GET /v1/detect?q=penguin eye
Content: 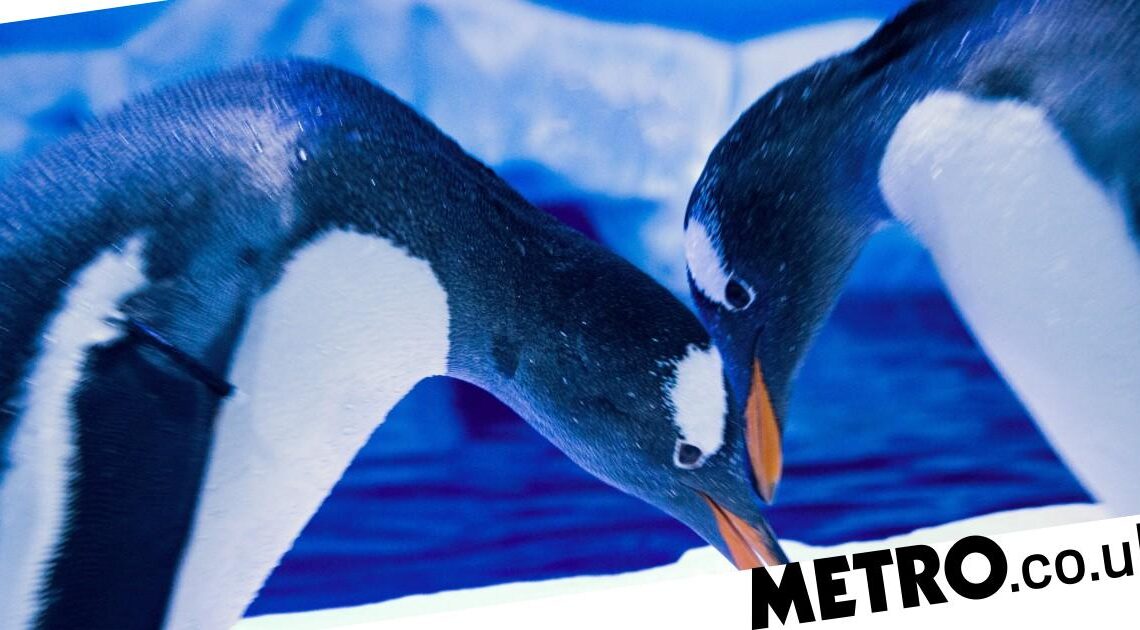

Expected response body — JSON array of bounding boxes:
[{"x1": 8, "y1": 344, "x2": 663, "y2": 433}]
[
  {"x1": 674, "y1": 440, "x2": 706, "y2": 469},
  {"x1": 723, "y1": 277, "x2": 755, "y2": 311}
]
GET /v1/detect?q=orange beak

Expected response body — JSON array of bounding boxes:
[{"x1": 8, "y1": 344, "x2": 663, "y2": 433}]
[
  {"x1": 745, "y1": 359, "x2": 782, "y2": 503},
  {"x1": 701, "y1": 494, "x2": 786, "y2": 569}
]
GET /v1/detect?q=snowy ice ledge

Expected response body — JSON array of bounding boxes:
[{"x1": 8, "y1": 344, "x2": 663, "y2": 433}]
[{"x1": 234, "y1": 503, "x2": 1106, "y2": 629}]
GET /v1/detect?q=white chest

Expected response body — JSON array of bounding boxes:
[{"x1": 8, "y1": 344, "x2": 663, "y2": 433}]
[
  {"x1": 879, "y1": 91, "x2": 1140, "y2": 512},
  {"x1": 163, "y1": 230, "x2": 450, "y2": 630}
]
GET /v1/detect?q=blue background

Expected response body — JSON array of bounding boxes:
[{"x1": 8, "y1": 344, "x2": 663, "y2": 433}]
[{"x1": 0, "y1": 0, "x2": 1089, "y2": 617}]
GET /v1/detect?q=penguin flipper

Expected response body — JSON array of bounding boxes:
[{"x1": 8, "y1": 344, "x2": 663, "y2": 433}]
[
  {"x1": 35, "y1": 324, "x2": 234, "y2": 629},
  {"x1": 20, "y1": 236, "x2": 257, "y2": 630}
]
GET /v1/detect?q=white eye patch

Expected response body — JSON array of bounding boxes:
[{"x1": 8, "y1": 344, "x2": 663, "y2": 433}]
[
  {"x1": 685, "y1": 220, "x2": 734, "y2": 305},
  {"x1": 666, "y1": 343, "x2": 727, "y2": 469}
]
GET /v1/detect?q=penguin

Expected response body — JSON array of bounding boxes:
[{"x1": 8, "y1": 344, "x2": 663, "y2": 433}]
[
  {"x1": 0, "y1": 59, "x2": 784, "y2": 630},
  {"x1": 683, "y1": 0, "x2": 1140, "y2": 512}
]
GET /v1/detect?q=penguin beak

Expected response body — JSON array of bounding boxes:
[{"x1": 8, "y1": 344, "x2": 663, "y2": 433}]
[
  {"x1": 700, "y1": 493, "x2": 788, "y2": 568},
  {"x1": 745, "y1": 359, "x2": 782, "y2": 503}
]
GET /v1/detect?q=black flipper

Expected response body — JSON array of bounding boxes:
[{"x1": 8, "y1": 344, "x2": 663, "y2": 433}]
[
  {"x1": 33, "y1": 241, "x2": 258, "y2": 630},
  {"x1": 36, "y1": 326, "x2": 234, "y2": 630}
]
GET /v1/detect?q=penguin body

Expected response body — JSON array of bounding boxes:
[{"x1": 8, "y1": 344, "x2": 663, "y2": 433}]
[
  {"x1": 165, "y1": 231, "x2": 451, "y2": 629},
  {"x1": 685, "y1": 0, "x2": 1140, "y2": 513},
  {"x1": 880, "y1": 90, "x2": 1140, "y2": 512},
  {"x1": 0, "y1": 60, "x2": 781, "y2": 629}
]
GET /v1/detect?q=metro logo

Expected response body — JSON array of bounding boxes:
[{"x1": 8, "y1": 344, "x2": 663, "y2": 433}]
[{"x1": 753, "y1": 526, "x2": 1140, "y2": 628}]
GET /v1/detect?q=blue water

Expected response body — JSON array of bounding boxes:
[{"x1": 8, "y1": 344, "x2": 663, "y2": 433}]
[{"x1": 247, "y1": 189, "x2": 1090, "y2": 616}]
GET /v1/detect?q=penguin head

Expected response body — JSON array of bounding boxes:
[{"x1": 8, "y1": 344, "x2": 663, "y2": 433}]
[
  {"x1": 649, "y1": 341, "x2": 789, "y2": 569},
  {"x1": 647, "y1": 339, "x2": 788, "y2": 569},
  {"x1": 641, "y1": 453, "x2": 789, "y2": 570},
  {"x1": 486, "y1": 256, "x2": 789, "y2": 569},
  {"x1": 681, "y1": 70, "x2": 876, "y2": 505},
  {"x1": 516, "y1": 330, "x2": 788, "y2": 569}
]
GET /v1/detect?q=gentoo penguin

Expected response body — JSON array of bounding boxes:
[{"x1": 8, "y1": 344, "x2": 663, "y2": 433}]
[
  {"x1": 0, "y1": 59, "x2": 783, "y2": 630},
  {"x1": 684, "y1": 0, "x2": 1140, "y2": 510}
]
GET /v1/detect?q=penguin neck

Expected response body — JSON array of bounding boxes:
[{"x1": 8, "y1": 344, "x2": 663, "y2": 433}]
[
  {"x1": 346, "y1": 140, "x2": 623, "y2": 428},
  {"x1": 761, "y1": 183, "x2": 882, "y2": 412},
  {"x1": 417, "y1": 184, "x2": 623, "y2": 440},
  {"x1": 752, "y1": 16, "x2": 996, "y2": 395},
  {"x1": 351, "y1": 140, "x2": 704, "y2": 470}
]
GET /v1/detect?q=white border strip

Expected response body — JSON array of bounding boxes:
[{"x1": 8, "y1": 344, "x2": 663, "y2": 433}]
[{"x1": 0, "y1": 0, "x2": 165, "y2": 26}]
